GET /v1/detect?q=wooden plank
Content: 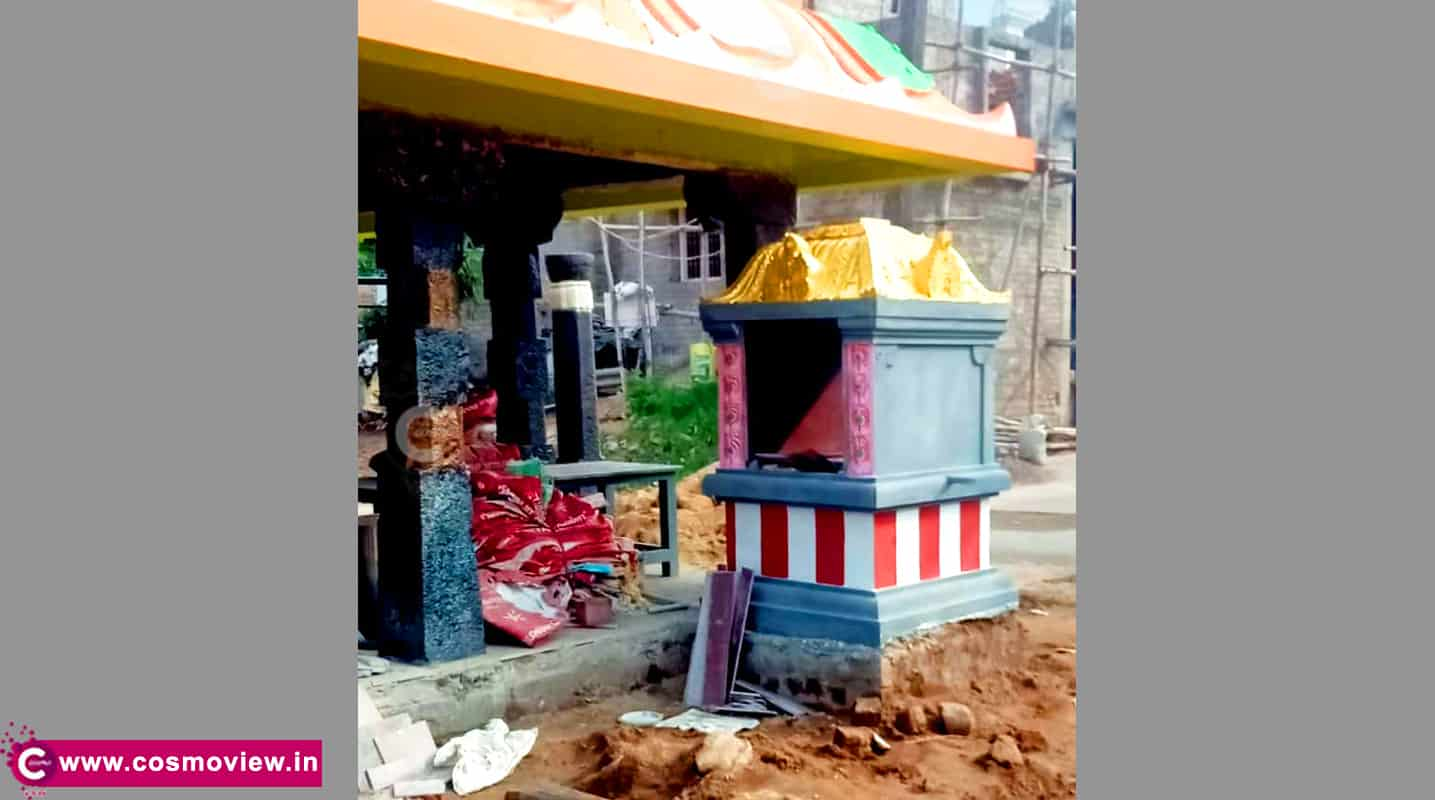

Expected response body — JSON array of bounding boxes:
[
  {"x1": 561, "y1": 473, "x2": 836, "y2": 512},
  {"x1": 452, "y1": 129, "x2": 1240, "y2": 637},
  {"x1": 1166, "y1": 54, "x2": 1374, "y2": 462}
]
[
  {"x1": 700, "y1": 570, "x2": 738, "y2": 708},
  {"x1": 726, "y1": 567, "x2": 755, "y2": 699}
]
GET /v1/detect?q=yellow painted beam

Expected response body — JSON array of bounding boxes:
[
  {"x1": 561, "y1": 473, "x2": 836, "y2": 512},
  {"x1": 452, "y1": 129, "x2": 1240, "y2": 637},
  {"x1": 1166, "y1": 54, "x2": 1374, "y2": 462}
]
[{"x1": 358, "y1": 0, "x2": 1034, "y2": 189}]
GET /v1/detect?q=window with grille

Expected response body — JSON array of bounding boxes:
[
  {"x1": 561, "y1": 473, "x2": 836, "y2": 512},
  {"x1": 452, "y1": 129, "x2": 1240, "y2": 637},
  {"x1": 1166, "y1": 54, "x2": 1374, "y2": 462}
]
[{"x1": 680, "y1": 214, "x2": 725, "y2": 282}]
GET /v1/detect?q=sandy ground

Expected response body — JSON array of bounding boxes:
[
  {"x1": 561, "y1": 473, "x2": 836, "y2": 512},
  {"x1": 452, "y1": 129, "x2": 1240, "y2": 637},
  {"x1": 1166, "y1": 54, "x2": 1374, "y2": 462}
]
[
  {"x1": 443, "y1": 579, "x2": 1074, "y2": 800},
  {"x1": 359, "y1": 412, "x2": 1077, "y2": 799}
]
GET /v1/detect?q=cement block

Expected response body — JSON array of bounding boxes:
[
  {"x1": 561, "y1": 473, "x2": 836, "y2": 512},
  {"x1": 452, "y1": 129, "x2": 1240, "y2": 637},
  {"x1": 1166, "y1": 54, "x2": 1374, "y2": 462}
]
[
  {"x1": 359, "y1": 713, "x2": 414, "y2": 791},
  {"x1": 358, "y1": 737, "x2": 380, "y2": 791},
  {"x1": 374, "y1": 721, "x2": 436, "y2": 764},
  {"x1": 394, "y1": 778, "x2": 448, "y2": 797},
  {"x1": 360, "y1": 686, "x2": 382, "y2": 728},
  {"x1": 358, "y1": 713, "x2": 414, "y2": 745},
  {"x1": 367, "y1": 753, "x2": 440, "y2": 793}
]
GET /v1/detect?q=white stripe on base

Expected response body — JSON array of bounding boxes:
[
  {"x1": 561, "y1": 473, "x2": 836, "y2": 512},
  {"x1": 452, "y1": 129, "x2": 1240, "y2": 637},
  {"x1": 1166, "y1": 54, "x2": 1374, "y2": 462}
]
[
  {"x1": 939, "y1": 501, "x2": 962, "y2": 577},
  {"x1": 843, "y1": 510, "x2": 876, "y2": 590},
  {"x1": 979, "y1": 500, "x2": 992, "y2": 570},
  {"x1": 894, "y1": 506, "x2": 921, "y2": 587},
  {"x1": 786, "y1": 505, "x2": 817, "y2": 582},
  {"x1": 734, "y1": 502, "x2": 762, "y2": 574}
]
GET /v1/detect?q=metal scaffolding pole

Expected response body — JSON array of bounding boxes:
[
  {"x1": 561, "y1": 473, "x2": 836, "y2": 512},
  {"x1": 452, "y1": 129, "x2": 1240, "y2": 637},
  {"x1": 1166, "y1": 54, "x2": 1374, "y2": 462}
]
[
  {"x1": 1027, "y1": 0, "x2": 1068, "y2": 419},
  {"x1": 637, "y1": 210, "x2": 655, "y2": 375},
  {"x1": 936, "y1": 0, "x2": 1076, "y2": 425}
]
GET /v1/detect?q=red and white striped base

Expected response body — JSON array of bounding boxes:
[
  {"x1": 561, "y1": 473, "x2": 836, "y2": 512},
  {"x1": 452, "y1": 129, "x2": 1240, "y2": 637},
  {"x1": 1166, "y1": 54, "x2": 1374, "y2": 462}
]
[{"x1": 724, "y1": 498, "x2": 992, "y2": 591}]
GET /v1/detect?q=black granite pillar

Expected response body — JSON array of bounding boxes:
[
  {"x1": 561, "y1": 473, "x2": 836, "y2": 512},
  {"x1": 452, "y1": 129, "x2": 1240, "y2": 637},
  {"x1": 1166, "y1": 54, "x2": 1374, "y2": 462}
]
[
  {"x1": 684, "y1": 171, "x2": 797, "y2": 287},
  {"x1": 545, "y1": 253, "x2": 600, "y2": 463},
  {"x1": 478, "y1": 183, "x2": 563, "y2": 462},
  {"x1": 482, "y1": 242, "x2": 551, "y2": 461},
  {"x1": 373, "y1": 210, "x2": 484, "y2": 663}
]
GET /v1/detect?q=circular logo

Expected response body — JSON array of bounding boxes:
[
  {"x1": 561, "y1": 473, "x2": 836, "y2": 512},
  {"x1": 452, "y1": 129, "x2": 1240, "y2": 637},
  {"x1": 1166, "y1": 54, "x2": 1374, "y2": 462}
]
[
  {"x1": 12, "y1": 741, "x2": 56, "y2": 786},
  {"x1": 394, "y1": 404, "x2": 449, "y2": 468}
]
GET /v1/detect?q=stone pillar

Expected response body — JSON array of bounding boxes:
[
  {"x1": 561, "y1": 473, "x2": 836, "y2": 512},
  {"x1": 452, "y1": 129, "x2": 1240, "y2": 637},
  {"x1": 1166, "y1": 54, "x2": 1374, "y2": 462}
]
[
  {"x1": 483, "y1": 242, "x2": 551, "y2": 461},
  {"x1": 684, "y1": 171, "x2": 796, "y2": 287},
  {"x1": 480, "y1": 184, "x2": 563, "y2": 462},
  {"x1": 544, "y1": 253, "x2": 600, "y2": 463},
  {"x1": 374, "y1": 211, "x2": 485, "y2": 663}
]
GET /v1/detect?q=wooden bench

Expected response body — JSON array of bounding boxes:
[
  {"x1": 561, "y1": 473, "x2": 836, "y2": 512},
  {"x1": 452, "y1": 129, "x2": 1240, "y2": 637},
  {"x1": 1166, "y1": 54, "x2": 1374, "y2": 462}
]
[{"x1": 544, "y1": 460, "x2": 680, "y2": 577}]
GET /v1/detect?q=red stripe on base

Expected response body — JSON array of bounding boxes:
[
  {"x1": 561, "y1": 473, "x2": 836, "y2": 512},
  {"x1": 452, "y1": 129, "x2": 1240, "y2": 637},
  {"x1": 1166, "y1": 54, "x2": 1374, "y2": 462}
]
[
  {"x1": 873, "y1": 510, "x2": 897, "y2": 589},
  {"x1": 919, "y1": 504, "x2": 942, "y2": 580},
  {"x1": 814, "y1": 508, "x2": 846, "y2": 586},
  {"x1": 760, "y1": 503, "x2": 789, "y2": 578},
  {"x1": 725, "y1": 502, "x2": 736, "y2": 571},
  {"x1": 960, "y1": 499, "x2": 981, "y2": 572}
]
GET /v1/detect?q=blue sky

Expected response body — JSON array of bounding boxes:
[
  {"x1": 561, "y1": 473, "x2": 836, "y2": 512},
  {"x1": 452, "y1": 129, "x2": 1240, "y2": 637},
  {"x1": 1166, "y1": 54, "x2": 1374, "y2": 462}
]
[
  {"x1": 951, "y1": 0, "x2": 998, "y2": 26},
  {"x1": 946, "y1": 0, "x2": 1065, "y2": 27}
]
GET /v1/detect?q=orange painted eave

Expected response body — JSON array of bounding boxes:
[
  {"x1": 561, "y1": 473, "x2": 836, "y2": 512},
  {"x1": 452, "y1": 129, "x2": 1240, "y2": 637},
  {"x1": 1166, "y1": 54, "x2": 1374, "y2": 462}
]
[{"x1": 357, "y1": 0, "x2": 1036, "y2": 181}]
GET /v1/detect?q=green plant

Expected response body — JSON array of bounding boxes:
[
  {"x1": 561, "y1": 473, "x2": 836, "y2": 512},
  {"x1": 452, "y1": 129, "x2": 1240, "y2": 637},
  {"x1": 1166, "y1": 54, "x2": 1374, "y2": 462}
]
[
  {"x1": 612, "y1": 375, "x2": 718, "y2": 477},
  {"x1": 357, "y1": 237, "x2": 379, "y2": 277},
  {"x1": 458, "y1": 236, "x2": 484, "y2": 299},
  {"x1": 358, "y1": 307, "x2": 387, "y2": 342}
]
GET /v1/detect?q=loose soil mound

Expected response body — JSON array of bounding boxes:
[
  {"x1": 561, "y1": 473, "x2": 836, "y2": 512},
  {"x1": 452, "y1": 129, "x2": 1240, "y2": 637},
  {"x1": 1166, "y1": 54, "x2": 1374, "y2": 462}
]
[
  {"x1": 615, "y1": 462, "x2": 727, "y2": 570},
  {"x1": 462, "y1": 603, "x2": 1076, "y2": 800}
]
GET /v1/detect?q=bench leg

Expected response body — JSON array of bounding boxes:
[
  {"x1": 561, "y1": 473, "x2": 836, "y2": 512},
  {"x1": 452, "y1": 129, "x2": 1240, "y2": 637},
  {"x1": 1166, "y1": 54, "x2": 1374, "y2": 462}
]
[{"x1": 658, "y1": 477, "x2": 678, "y2": 577}]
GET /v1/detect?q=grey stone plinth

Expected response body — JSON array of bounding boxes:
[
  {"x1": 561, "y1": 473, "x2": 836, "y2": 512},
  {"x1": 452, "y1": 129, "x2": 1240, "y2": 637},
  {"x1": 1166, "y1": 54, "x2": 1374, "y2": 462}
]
[
  {"x1": 746, "y1": 569, "x2": 1017, "y2": 648},
  {"x1": 703, "y1": 464, "x2": 1010, "y2": 511}
]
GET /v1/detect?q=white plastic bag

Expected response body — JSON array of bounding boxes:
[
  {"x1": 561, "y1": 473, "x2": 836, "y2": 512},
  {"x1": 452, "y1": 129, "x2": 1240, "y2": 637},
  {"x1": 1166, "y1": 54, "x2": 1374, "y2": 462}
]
[{"x1": 433, "y1": 719, "x2": 538, "y2": 796}]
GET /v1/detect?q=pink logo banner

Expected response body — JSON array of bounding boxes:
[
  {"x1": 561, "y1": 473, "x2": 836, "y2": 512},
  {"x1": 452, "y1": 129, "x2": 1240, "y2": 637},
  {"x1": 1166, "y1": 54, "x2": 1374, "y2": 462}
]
[{"x1": 6, "y1": 737, "x2": 322, "y2": 792}]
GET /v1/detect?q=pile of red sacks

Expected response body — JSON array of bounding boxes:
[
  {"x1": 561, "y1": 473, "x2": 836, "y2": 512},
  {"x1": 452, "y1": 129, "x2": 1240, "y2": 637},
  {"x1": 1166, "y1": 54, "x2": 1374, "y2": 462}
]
[{"x1": 463, "y1": 390, "x2": 638, "y2": 647}]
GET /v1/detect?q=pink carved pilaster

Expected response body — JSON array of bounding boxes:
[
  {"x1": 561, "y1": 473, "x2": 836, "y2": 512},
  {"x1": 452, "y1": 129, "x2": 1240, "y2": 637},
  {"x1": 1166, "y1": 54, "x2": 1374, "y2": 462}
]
[
  {"x1": 716, "y1": 342, "x2": 748, "y2": 469},
  {"x1": 843, "y1": 341, "x2": 875, "y2": 476}
]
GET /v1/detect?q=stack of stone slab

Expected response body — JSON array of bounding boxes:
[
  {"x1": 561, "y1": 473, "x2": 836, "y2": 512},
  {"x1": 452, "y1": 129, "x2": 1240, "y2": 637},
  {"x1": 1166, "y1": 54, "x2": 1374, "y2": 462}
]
[{"x1": 359, "y1": 686, "x2": 449, "y2": 799}]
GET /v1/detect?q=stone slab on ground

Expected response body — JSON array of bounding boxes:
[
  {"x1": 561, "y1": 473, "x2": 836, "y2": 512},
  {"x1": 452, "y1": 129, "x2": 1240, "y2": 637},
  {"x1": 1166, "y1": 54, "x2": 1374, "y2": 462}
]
[
  {"x1": 394, "y1": 777, "x2": 448, "y2": 797},
  {"x1": 374, "y1": 721, "x2": 436, "y2": 764},
  {"x1": 360, "y1": 686, "x2": 382, "y2": 728},
  {"x1": 367, "y1": 754, "x2": 446, "y2": 793},
  {"x1": 359, "y1": 714, "x2": 414, "y2": 793}
]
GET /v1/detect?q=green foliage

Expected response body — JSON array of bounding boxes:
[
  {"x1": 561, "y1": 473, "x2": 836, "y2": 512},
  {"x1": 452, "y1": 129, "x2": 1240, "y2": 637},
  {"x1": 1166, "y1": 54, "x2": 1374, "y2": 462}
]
[
  {"x1": 458, "y1": 236, "x2": 485, "y2": 300},
  {"x1": 357, "y1": 238, "x2": 379, "y2": 277},
  {"x1": 356, "y1": 234, "x2": 481, "y2": 297},
  {"x1": 358, "y1": 307, "x2": 386, "y2": 342},
  {"x1": 611, "y1": 375, "x2": 718, "y2": 477}
]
